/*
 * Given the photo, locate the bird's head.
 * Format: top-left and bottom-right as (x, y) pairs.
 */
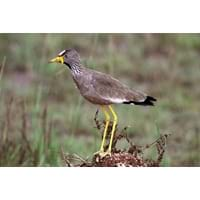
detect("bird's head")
(49, 49), (81, 68)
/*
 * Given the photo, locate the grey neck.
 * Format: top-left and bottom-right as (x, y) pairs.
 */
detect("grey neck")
(66, 61), (83, 76)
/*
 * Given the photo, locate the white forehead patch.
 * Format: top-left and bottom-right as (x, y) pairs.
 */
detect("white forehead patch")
(58, 50), (66, 56)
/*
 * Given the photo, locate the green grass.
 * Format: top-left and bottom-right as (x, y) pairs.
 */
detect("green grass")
(0, 33), (199, 166)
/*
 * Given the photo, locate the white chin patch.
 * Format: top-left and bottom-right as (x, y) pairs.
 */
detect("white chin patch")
(58, 50), (66, 56)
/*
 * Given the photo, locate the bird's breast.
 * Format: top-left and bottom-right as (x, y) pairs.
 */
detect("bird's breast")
(72, 74), (91, 94)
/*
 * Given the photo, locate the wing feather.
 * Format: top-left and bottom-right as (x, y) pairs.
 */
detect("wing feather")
(91, 71), (146, 103)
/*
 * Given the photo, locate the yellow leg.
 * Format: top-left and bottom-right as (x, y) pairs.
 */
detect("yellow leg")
(94, 106), (110, 157)
(107, 105), (118, 153)
(94, 105), (118, 158)
(100, 106), (110, 151)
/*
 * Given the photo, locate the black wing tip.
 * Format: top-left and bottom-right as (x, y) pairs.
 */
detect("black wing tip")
(123, 96), (157, 106)
(146, 96), (157, 102)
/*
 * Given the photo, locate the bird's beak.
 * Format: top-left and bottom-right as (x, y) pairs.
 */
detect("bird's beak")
(49, 56), (64, 64)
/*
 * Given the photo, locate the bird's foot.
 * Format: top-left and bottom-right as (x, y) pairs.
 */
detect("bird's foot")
(94, 150), (111, 158)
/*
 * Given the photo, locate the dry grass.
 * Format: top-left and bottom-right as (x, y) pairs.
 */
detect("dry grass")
(0, 33), (199, 166)
(61, 114), (171, 167)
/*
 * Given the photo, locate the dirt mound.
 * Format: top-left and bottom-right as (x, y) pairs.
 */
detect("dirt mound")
(61, 110), (171, 167)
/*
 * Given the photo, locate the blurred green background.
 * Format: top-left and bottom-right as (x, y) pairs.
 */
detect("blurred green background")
(0, 33), (199, 166)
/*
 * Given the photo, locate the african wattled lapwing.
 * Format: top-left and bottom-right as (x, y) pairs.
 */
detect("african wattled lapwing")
(50, 49), (157, 157)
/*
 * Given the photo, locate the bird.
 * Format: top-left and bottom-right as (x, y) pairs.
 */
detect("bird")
(49, 48), (157, 157)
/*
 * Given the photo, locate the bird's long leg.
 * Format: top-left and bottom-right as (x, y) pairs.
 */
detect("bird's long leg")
(94, 106), (110, 156)
(107, 105), (118, 154)
(99, 106), (110, 152)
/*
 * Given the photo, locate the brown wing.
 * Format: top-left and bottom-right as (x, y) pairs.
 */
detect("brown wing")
(91, 70), (146, 103)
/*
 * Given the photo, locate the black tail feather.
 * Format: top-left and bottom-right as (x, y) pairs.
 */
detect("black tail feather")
(123, 96), (157, 106)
